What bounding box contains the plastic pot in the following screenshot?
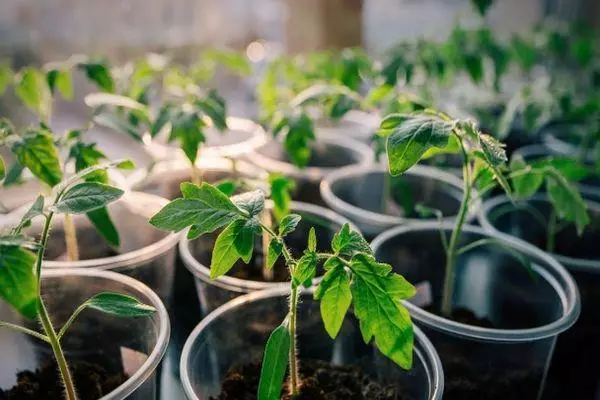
[180,287,444,400]
[315,110,379,143]
[0,268,169,399]
[146,116,267,161]
[245,134,374,206]
[127,156,264,201]
[513,144,600,202]
[180,200,349,317]
[0,191,179,305]
[479,194,600,399]
[371,222,580,400]
[541,120,598,164]
[320,163,478,239]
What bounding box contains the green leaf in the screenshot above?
[308,227,317,252]
[381,114,454,175]
[215,180,236,196]
[314,262,351,338]
[14,195,45,233]
[331,223,373,256]
[281,112,315,169]
[471,0,494,16]
[196,90,227,131]
[0,62,13,95]
[509,156,544,198]
[350,254,415,369]
[52,159,133,196]
[464,54,484,83]
[210,218,257,278]
[0,245,38,319]
[83,292,155,317]
[13,130,62,187]
[15,68,52,121]
[512,36,537,72]
[78,61,115,92]
[52,182,124,214]
[87,207,120,247]
[68,142,108,183]
[171,111,205,164]
[544,168,590,235]
[3,162,24,186]
[258,322,290,400]
[94,113,143,141]
[0,235,40,250]
[278,214,302,237]
[269,174,295,221]
[266,239,283,269]
[151,104,174,137]
[531,157,588,182]
[47,69,73,100]
[0,156,5,180]
[231,190,265,217]
[293,251,317,288]
[151,183,241,234]
[479,134,507,167]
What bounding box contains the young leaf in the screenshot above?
[331,223,373,256]
[151,104,175,137]
[509,156,544,198]
[196,90,227,131]
[52,182,124,214]
[278,214,302,237]
[0,156,5,180]
[87,207,120,247]
[231,190,265,217]
[13,130,62,187]
[210,218,256,278]
[292,251,317,288]
[479,134,507,167]
[308,227,317,252]
[15,67,52,121]
[215,180,236,196]
[83,292,155,317]
[314,262,352,338]
[14,195,44,233]
[472,0,494,17]
[68,142,109,183]
[266,239,283,269]
[544,168,590,235]
[78,61,115,92]
[350,254,415,369]
[171,111,206,164]
[269,174,295,221]
[257,322,290,400]
[0,245,38,319]
[47,69,73,100]
[3,162,24,186]
[380,114,454,175]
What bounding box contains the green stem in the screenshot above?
[36,213,78,400]
[441,150,471,318]
[261,210,274,281]
[288,287,299,396]
[191,164,201,185]
[63,214,79,261]
[0,321,50,343]
[57,302,88,341]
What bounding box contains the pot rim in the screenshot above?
[42,191,180,270]
[145,116,268,160]
[41,268,170,400]
[179,200,351,293]
[540,119,598,164]
[180,286,444,400]
[320,163,480,226]
[248,134,374,182]
[371,221,580,342]
[479,193,600,272]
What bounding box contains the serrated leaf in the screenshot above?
[210,218,256,278]
[544,168,590,235]
[78,61,114,92]
[47,69,73,100]
[0,245,38,319]
[215,180,236,196]
[479,134,507,167]
[87,207,120,247]
[308,227,317,252]
[14,195,44,233]
[531,157,588,182]
[13,130,62,187]
[231,190,265,217]
[278,214,302,237]
[52,182,124,214]
[350,254,415,369]
[382,114,454,175]
[266,239,283,269]
[258,322,290,400]
[15,68,52,121]
[292,251,317,288]
[510,156,544,198]
[83,292,155,317]
[314,263,351,338]
[332,223,373,256]
[196,89,227,131]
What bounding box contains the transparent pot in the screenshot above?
[371,222,580,400]
[320,163,479,239]
[245,134,374,206]
[180,200,349,317]
[180,288,444,400]
[0,268,169,399]
[0,191,179,305]
[315,110,379,143]
[514,144,600,202]
[127,156,265,201]
[541,120,598,164]
[479,194,600,399]
[145,116,267,161]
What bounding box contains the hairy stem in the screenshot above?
[288,286,299,396]
[261,211,274,281]
[64,214,79,261]
[0,321,50,343]
[191,163,202,185]
[36,213,78,400]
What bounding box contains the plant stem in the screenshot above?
[63,214,79,261]
[288,286,299,396]
[0,322,50,343]
[36,213,78,400]
[191,163,202,185]
[261,210,274,281]
[546,210,557,253]
[440,158,471,317]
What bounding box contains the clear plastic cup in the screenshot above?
[180,201,350,317]
[371,222,580,400]
[180,287,444,400]
[479,194,600,399]
[541,120,598,164]
[320,163,479,239]
[0,268,169,399]
[315,110,379,143]
[245,134,374,206]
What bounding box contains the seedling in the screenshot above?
[150,182,415,399]
[0,160,154,400]
[379,109,589,317]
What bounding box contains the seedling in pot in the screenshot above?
[0,160,154,400]
[378,108,589,317]
[150,182,415,399]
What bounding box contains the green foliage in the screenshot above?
[77,60,115,92]
[0,61,13,95]
[15,68,52,122]
[51,182,124,215]
[269,110,316,168]
[0,245,38,319]
[12,129,62,187]
[258,322,291,400]
[269,174,295,221]
[471,0,494,17]
[46,68,73,100]
[314,260,351,338]
[82,292,156,317]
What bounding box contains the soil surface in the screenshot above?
[210,360,413,400]
[0,360,127,400]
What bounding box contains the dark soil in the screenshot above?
[0,360,127,400]
[210,360,412,400]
